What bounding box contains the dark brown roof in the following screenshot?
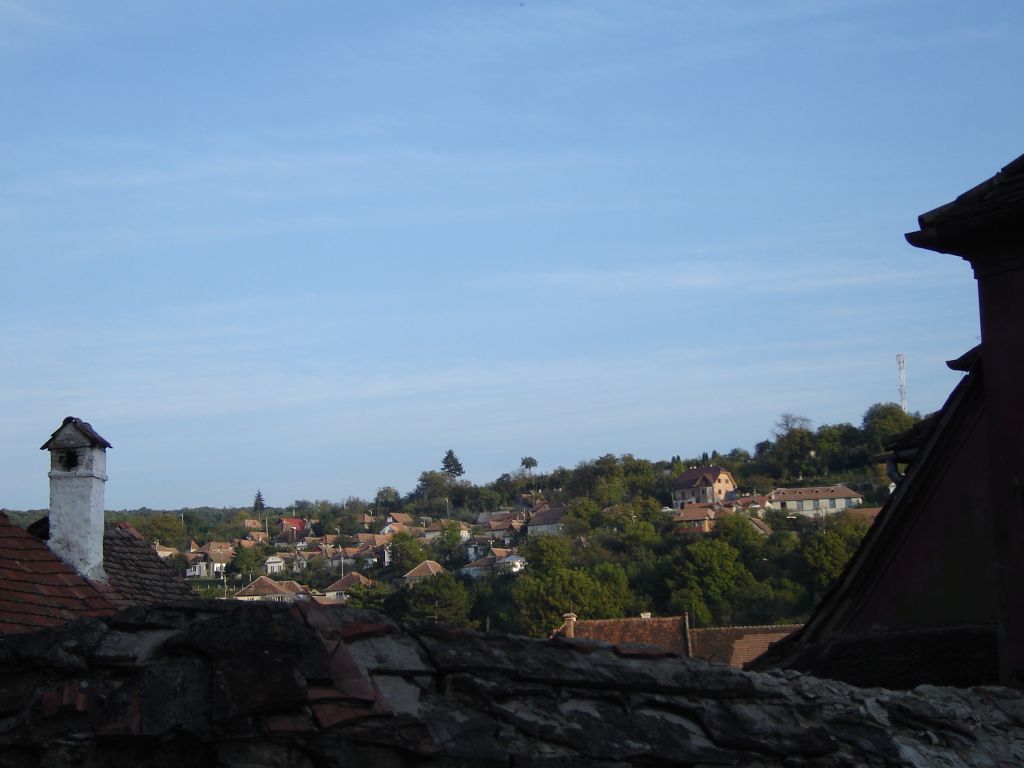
[39,416,112,450]
[102,522,197,605]
[673,465,730,490]
[0,512,119,634]
[528,505,566,528]
[906,153,1024,259]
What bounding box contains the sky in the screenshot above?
[1,1,1021,510]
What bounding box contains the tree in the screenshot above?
[413,471,449,503]
[442,449,465,482]
[345,582,393,611]
[519,534,571,576]
[774,413,812,437]
[669,538,761,626]
[510,563,633,637]
[389,532,428,575]
[373,486,401,514]
[253,490,266,517]
[432,521,466,567]
[770,414,817,482]
[398,572,474,627]
[520,456,538,482]
[801,512,870,598]
[861,403,918,453]
[229,545,263,580]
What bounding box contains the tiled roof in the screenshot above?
[906,153,1024,258]
[770,485,861,502]
[325,572,372,592]
[404,560,446,580]
[848,506,882,523]
[560,615,801,669]
[235,576,291,598]
[567,617,688,656]
[102,522,197,606]
[354,534,390,547]
[528,505,566,528]
[674,506,715,523]
[688,625,802,668]
[673,466,730,490]
[0,512,119,634]
[39,416,112,450]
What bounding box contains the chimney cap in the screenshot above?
[41,417,112,451]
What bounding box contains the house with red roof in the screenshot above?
[276,517,310,542]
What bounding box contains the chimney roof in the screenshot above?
[40,417,112,451]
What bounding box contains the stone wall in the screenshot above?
[1,600,1023,767]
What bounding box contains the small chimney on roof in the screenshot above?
[40,417,112,580]
[562,612,577,638]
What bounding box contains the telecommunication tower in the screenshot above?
[897,353,907,413]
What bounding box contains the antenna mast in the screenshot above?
[897,353,907,412]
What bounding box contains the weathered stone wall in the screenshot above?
[1,600,1023,767]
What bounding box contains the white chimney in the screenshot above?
[40,417,112,580]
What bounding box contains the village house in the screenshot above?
[526,504,566,536]
[671,466,737,509]
[323,572,374,601]
[672,506,773,536]
[673,504,718,533]
[461,547,526,579]
[233,575,309,603]
[766,484,863,516]
[263,553,286,575]
[276,516,311,543]
[422,519,471,541]
[403,560,446,583]
[384,511,414,526]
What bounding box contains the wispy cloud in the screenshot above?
[498,259,958,297]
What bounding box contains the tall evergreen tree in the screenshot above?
[442,449,465,482]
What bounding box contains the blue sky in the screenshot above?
[1,1,1020,510]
